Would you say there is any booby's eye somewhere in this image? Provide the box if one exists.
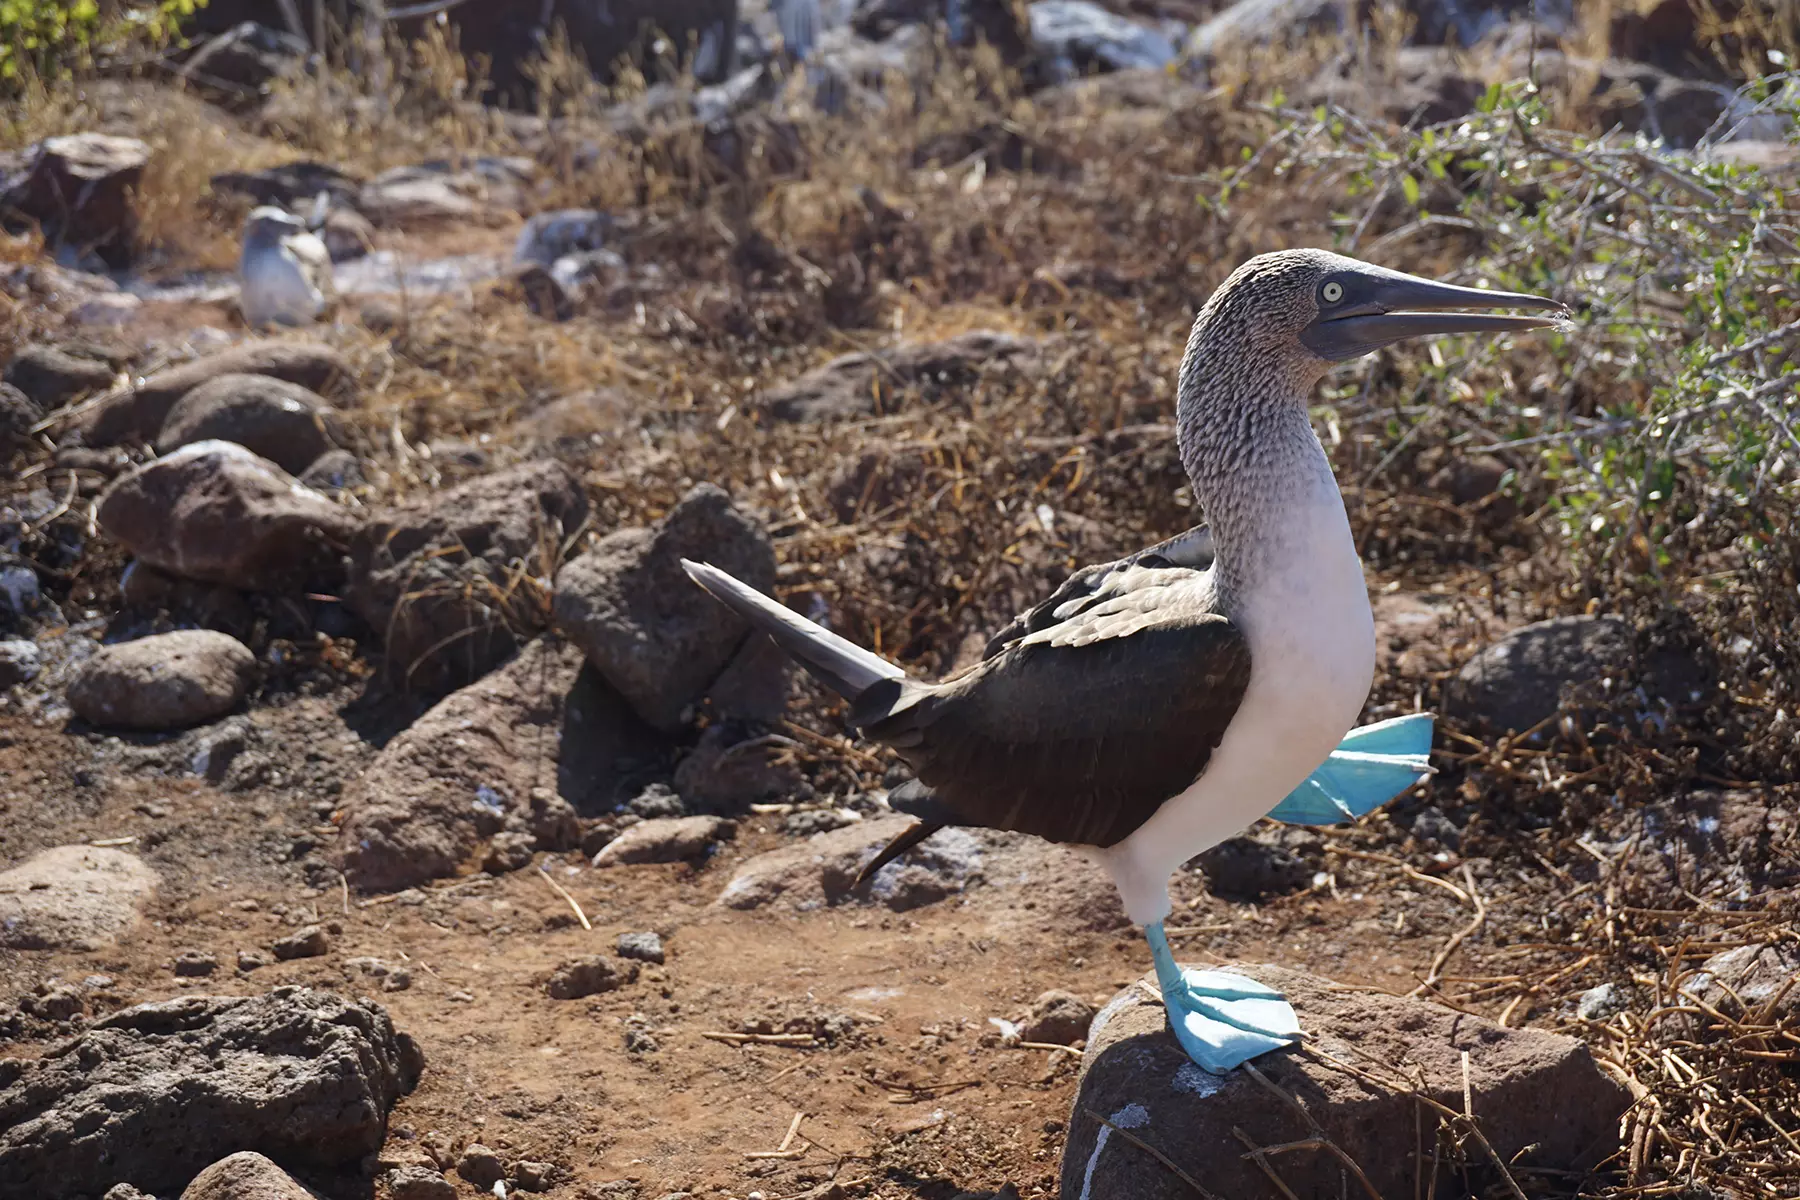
[1321,281,1344,304]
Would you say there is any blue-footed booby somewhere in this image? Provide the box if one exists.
[682,249,1563,1072]
[238,204,336,331]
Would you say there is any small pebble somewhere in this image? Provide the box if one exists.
[456,1144,505,1189]
[616,931,665,965]
[237,948,273,972]
[272,924,329,960]
[173,949,218,977]
[1577,982,1627,1021]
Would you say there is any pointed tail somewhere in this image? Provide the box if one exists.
[1265,713,1437,826]
[680,559,905,702]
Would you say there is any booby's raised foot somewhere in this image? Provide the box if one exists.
[1268,711,1437,827]
[1144,924,1300,1073]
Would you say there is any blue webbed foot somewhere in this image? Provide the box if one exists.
[1266,712,1437,827]
[1145,923,1300,1073]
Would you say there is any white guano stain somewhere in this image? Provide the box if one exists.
[1077,1102,1150,1200]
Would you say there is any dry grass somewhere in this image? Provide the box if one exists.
[5,11,1800,1195]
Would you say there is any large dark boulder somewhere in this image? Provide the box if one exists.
[0,988,422,1200]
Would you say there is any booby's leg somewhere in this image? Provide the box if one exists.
[1145,922,1300,1073]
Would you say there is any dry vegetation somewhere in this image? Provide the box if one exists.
[5,4,1800,1196]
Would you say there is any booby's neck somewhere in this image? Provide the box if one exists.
[1173,314,1342,608]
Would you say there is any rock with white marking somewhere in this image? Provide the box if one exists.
[67,629,256,731]
[0,845,158,951]
[1062,963,1629,1200]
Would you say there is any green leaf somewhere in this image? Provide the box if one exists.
[1400,174,1420,207]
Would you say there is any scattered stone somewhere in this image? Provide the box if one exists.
[155,374,342,477]
[179,22,309,110]
[174,950,220,977]
[179,1151,318,1200]
[0,845,158,951]
[3,343,116,410]
[482,830,537,874]
[103,1186,155,1200]
[381,1165,457,1200]
[0,563,43,632]
[23,981,87,1022]
[67,629,256,731]
[0,134,150,267]
[0,987,422,1199]
[1030,1,1178,80]
[320,205,376,262]
[553,483,780,732]
[1192,828,1321,900]
[1300,46,1486,128]
[0,638,40,688]
[272,924,329,961]
[625,782,685,819]
[592,816,737,867]
[616,931,665,965]
[69,341,351,447]
[1690,943,1800,1024]
[357,157,532,228]
[1448,615,1635,733]
[673,722,804,810]
[211,161,363,212]
[514,209,611,267]
[455,1144,505,1189]
[546,955,640,1000]
[715,815,982,912]
[1409,805,1463,851]
[347,460,587,697]
[782,808,858,837]
[345,957,413,993]
[0,381,39,447]
[1185,0,1346,63]
[1577,982,1628,1021]
[756,332,1041,423]
[337,639,596,892]
[97,441,360,592]
[1062,963,1630,1200]
[1016,990,1096,1046]
[511,1161,555,1192]
[237,949,273,972]
[296,448,365,495]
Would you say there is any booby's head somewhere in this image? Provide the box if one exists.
[1189,248,1564,380]
[243,206,307,244]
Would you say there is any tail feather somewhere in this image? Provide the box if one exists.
[1265,713,1437,826]
[853,819,943,889]
[680,558,904,701]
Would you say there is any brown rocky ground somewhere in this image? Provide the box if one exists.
[4,3,1799,1199]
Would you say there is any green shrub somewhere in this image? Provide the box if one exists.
[1,0,206,84]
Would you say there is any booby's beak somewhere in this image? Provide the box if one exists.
[1301,266,1566,362]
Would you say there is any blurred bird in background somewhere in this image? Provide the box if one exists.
[238,196,337,331]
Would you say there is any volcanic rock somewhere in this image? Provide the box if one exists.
[1062,963,1629,1199]
[0,845,158,951]
[155,374,341,476]
[0,987,421,1199]
[67,629,257,730]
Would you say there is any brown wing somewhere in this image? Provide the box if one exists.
[852,569,1249,849]
[982,523,1217,658]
